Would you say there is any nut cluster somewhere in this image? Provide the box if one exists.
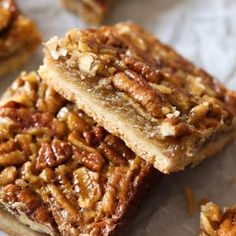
[0,72,151,235]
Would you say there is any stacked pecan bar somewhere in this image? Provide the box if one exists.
[200,202,236,235]
[0,0,41,76]
[39,22,236,174]
[60,0,113,24]
[0,72,154,235]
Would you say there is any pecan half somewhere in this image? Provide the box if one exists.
[74,149,105,172]
[112,72,165,118]
[36,140,72,170]
[99,142,127,165]
[122,55,163,83]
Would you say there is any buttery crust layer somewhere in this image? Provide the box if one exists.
[39,22,236,173]
[0,72,155,236]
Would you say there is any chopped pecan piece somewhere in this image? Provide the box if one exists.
[0,166,17,185]
[159,118,189,138]
[83,126,106,146]
[99,142,127,165]
[47,184,78,218]
[67,111,90,132]
[0,139,17,154]
[105,134,135,160]
[73,167,102,208]
[39,167,55,183]
[0,151,26,166]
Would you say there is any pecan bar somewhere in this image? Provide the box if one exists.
[0,71,154,236]
[39,22,236,173]
[0,0,41,77]
[60,0,113,24]
[200,202,236,236]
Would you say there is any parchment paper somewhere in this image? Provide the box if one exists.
[1,0,236,235]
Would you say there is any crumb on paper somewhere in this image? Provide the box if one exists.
[183,186,196,216]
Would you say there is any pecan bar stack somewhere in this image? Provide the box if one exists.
[39,22,236,174]
[200,202,236,236]
[0,72,154,236]
[60,0,113,24]
[0,0,41,76]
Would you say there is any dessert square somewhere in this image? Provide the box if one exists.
[0,72,154,235]
[39,22,236,173]
[60,0,113,24]
[200,202,236,236]
[0,0,41,77]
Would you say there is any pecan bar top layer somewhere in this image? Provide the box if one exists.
[39,22,236,173]
[60,0,113,24]
[0,0,41,76]
[200,202,236,236]
[0,72,153,236]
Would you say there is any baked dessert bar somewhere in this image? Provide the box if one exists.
[0,71,154,236]
[0,0,41,77]
[200,202,236,236]
[39,22,236,174]
[60,0,113,24]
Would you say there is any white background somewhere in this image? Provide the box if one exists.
[1,0,236,235]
